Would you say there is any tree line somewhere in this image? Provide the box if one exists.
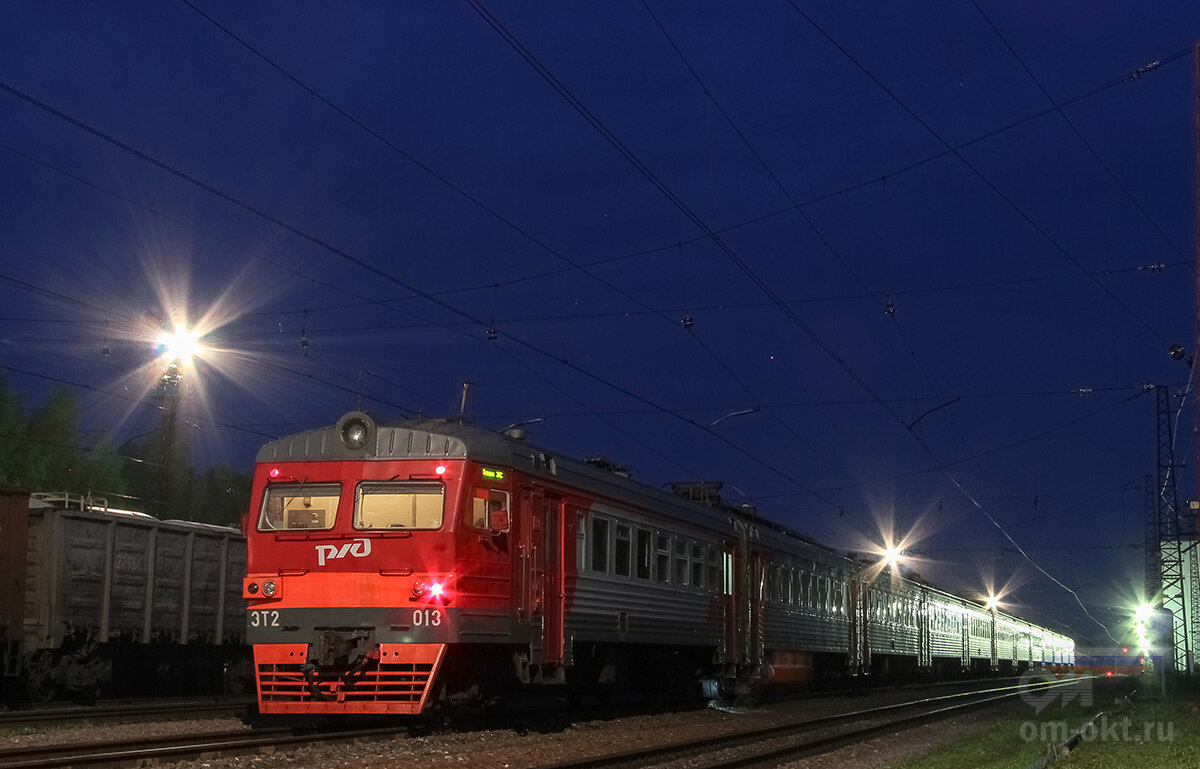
[0,374,250,527]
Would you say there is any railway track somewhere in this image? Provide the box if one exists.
[524,676,1098,769]
[0,723,404,769]
[0,677,1093,769]
[0,696,255,729]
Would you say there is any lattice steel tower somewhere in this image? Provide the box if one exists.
[1152,384,1191,671]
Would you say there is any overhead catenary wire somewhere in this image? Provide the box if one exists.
[780,0,1181,348]
[178,0,864,502]
[468,0,1162,642]
[0,76,846,510]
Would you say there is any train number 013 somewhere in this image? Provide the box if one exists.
[250,609,280,628]
[412,609,443,627]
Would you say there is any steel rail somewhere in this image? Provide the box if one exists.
[0,724,404,769]
[522,677,1096,769]
[0,697,254,728]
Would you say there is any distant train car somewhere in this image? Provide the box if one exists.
[1072,647,1147,678]
[243,411,1073,716]
[0,491,247,702]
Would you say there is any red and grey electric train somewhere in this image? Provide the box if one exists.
[243,411,1073,715]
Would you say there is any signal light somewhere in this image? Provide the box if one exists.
[435,465,447,475]
[410,577,451,603]
[245,578,281,599]
[269,468,280,479]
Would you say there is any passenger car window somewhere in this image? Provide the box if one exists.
[636,529,652,579]
[354,481,444,529]
[614,524,632,577]
[655,534,670,583]
[690,543,704,589]
[590,517,609,573]
[259,483,341,531]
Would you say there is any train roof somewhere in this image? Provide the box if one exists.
[258,411,837,553]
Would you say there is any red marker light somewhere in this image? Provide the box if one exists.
[435,465,447,475]
[269,468,280,478]
[411,578,450,602]
[1106,671,1113,677]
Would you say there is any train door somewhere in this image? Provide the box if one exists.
[916,587,931,671]
[847,577,870,675]
[517,489,564,680]
[748,551,765,670]
[722,518,763,674]
[720,541,741,669]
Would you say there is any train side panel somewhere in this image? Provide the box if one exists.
[568,504,723,650]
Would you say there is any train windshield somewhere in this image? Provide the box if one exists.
[354,481,444,530]
[258,483,341,531]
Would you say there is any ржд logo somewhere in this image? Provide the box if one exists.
[315,538,372,566]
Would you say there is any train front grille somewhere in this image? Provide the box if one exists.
[254,643,446,714]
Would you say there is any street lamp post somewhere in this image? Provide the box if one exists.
[156,358,184,517]
[153,322,200,518]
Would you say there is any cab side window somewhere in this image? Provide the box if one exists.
[470,487,509,529]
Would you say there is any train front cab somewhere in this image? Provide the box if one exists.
[244,424,527,715]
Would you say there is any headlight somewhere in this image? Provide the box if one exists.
[262,580,278,597]
[338,411,376,450]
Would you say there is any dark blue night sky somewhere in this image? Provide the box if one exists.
[2,2,1198,645]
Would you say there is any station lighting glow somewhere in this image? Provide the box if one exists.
[155,323,204,365]
[985,595,1001,611]
[881,544,904,567]
[1132,602,1155,656]
[97,263,258,450]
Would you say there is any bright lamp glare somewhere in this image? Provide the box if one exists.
[156,325,203,363]
[882,545,903,566]
[429,581,445,597]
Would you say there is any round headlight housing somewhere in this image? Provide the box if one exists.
[338,411,375,451]
[262,580,278,597]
